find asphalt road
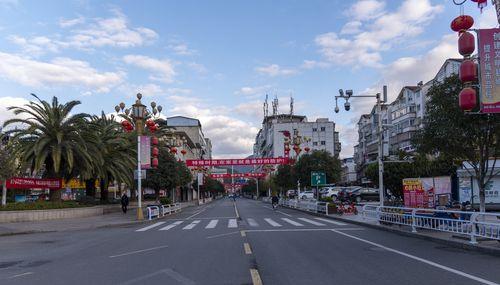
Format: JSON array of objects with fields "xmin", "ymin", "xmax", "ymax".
[{"xmin": 1, "ymin": 198, "xmax": 499, "ymax": 285}]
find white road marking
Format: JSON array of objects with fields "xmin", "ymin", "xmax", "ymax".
[
  {"xmin": 281, "ymin": 218, "xmax": 304, "ymax": 226},
  {"xmin": 247, "ymin": 218, "xmax": 259, "ymax": 227},
  {"xmin": 329, "ymin": 229, "xmax": 500, "ymax": 285},
  {"xmin": 159, "ymin": 220, "xmax": 183, "ymax": 231},
  {"xmin": 186, "ymin": 208, "xmax": 206, "ymax": 219},
  {"xmin": 277, "ymin": 210, "xmax": 292, "ymax": 217},
  {"xmin": 9, "ymin": 272, "xmax": 34, "ymax": 279},
  {"xmin": 119, "ymin": 268, "xmax": 195, "ymax": 285},
  {"xmin": 314, "ymin": 217, "xmax": 347, "ymax": 226},
  {"xmin": 183, "ymin": 220, "xmax": 201, "ymax": 230},
  {"xmin": 205, "ymin": 219, "xmax": 218, "ymax": 229},
  {"xmin": 135, "ymin": 222, "xmax": 166, "ymax": 232},
  {"xmin": 244, "ymin": 243, "xmax": 252, "ymax": 254},
  {"xmin": 298, "ymin": 218, "xmax": 325, "ymax": 226},
  {"xmin": 109, "ymin": 245, "xmax": 169, "ymax": 258},
  {"xmin": 264, "ymin": 218, "xmax": 282, "ymax": 227},
  {"xmin": 250, "ymin": 269, "xmax": 263, "ymax": 285},
  {"xmin": 206, "ymin": 231, "xmax": 240, "ymax": 239},
  {"xmin": 228, "ymin": 218, "xmax": 238, "ymax": 228}
]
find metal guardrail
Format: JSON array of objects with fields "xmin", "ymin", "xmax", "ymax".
[
  {"xmin": 362, "ymin": 205, "xmax": 500, "ymax": 244},
  {"xmin": 147, "ymin": 203, "xmax": 181, "ymax": 220},
  {"xmin": 278, "ymin": 199, "xmax": 329, "ymax": 215}
]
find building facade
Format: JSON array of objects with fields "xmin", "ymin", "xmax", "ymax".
[
  {"xmin": 166, "ymin": 116, "xmax": 212, "ymax": 160},
  {"xmin": 341, "ymin": 157, "xmax": 357, "ymax": 184},
  {"xmin": 254, "ymin": 115, "xmax": 340, "ymax": 159}
]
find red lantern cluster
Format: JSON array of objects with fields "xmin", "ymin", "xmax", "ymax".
[
  {"xmin": 152, "ymin": 157, "xmax": 158, "ymax": 168},
  {"xmin": 304, "ymin": 147, "xmax": 310, "ymax": 153},
  {"xmin": 121, "ymin": 120, "xmax": 133, "ymax": 132},
  {"xmin": 152, "ymin": 136, "xmax": 158, "ymax": 146},
  {"xmin": 181, "ymin": 149, "xmax": 187, "ymax": 156},
  {"xmin": 453, "ymin": 14, "xmax": 478, "ymax": 111},
  {"xmin": 170, "ymin": 147, "xmax": 177, "ymax": 154},
  {"xmin": 146, "ymin": 120, "xmax": 158, "ymax": 133}
]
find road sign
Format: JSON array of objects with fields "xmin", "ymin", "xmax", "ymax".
[
  {"xmin": 134, "ymin": 170, "xmax": 146, "ymax": 179},
  {"xmin": 311, "ymin": 172, "xmax": 326, "ymax": 186}
]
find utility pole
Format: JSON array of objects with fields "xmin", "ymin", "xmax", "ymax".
[{"xmin": 256, "ymin": 179, "xmax": 259, "ymax": 200}]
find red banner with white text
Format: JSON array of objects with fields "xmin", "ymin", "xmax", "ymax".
[
  {"xmin": 186, "ymin": 157, "xmax": 289, "ymax": 167},
  {"xmin": 210, "ymin": 173, "xmax": 267, "ymax": 179},
  {"xmin": 6, "ymin": 177, "xmax": 62, "ymax": 189}
]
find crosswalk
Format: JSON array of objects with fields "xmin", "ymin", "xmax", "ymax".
[{"xmin": 135, "ymin": 217, "xmax": 348, "ymax": 232}]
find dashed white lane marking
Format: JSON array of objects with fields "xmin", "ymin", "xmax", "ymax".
[
  {"xmin": 281, "ymin": 218, "xmax": 304, "ymax": 226},
  {"xmin": 228, "ymin": 218, "xmax": 238, "ymax": 228},
  {"xmin": 205, "ymin": 219, "xmax": 218, "ymax": 229},
  {"xmin": 264, "ymin": 218, "xmax": 282, "ymax": 227},
  {"xmin": 247, "ymin": 218, "xmax": 259, "ymax": 227},
  {"xmin": 315, "ymin": 217, "xmax": 347, "ymax": 226},
  {"xmin": 329, "ymin": 229, "xmax": 500, "ymax": 285},
  {"xmin": 250, "ymin": 269, "xmax": 263, "ymax": 285},
  {"xmin": 159, "ymin": 220, "xmax": 183, "ymax": 231},
  {"xmin": 183, "ymin": 220, "xmax": 201, "ymax": 230},
  {"xmin": 244, "ymin": 243, "xmax": 252, "ymax": 254},
  {"xmin": 298, "ymin": 218, "xmax": 325, "ymax": 226},
  {"xmin": 136, "ymin": 222, "xmax": 166, "ymax": 232},
  {"xmin": 8, "ymin": 272, "xmax": 34, "ymax": 279},
  {"xmin": 109, "ymin": 245, "xmax": 169, "ymax": 258}
]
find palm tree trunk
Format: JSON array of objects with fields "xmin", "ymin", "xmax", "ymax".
[
  {"xmin": 1, "ymin": 180, "xmax": 7, "ymax": 207},
  {"xmin": 85, "ymin": 179, "xmax": 96, "ymax": 198},
  {"xmin": 100, "ymin": 179, "xmax": 109, "ymax": 202},
  {"xmin": 49, "ymin": 188, "xmax": 61, "ymax": 201}
]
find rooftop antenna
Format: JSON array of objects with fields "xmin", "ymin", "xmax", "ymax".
[
  {"xmin": 263, "ymin": 94, "xmax": 269, "ymax": 118},
  {"xmin": 272, "ymin": 95, "xmax": 278, "ymax": 116},
  {"xmin": 289, "ymin": 94, "xmax": 294, "ymax": 117}
]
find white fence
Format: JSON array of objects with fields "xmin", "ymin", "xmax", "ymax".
[
  {"xmin": 147, "ymin": 203, "xmax": 181, "ymax": 220},
  {"xmin": 362, "ymin": 205, "xmax": 500, "ymax": 244},
  {"xmin": 278, "ymin": 199, "xmax": 329, "ymax": 214}
]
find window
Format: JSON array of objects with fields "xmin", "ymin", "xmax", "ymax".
[
  {"xmin": 320, "ymin": 127, "xmax": 326, "ymax": 131},
  {"xmin": 312, "ymin": 128, "xmax": 317, "ymax": 132},
  {"xmin": 417, "ymin": 104, "xmax": 421, "ymax": 112},
  {"xmin": 313, "ymin": 142, "xmax": 318, "ymax": 146},
  {"xmin": 320, "ymin": 141, "xmax": 326, "ymax": 145}
]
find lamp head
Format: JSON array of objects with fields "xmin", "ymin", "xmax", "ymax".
[{"xmin": 344, "ymin": 101, "xmax": 351, "ymax": 111}]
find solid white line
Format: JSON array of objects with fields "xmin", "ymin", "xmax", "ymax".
[
  {"xmin": 9, "ymin": 272, "xmax": 33, "ymax": 279},
  {"xmin": 183, "ymin": 220, "xmax": 201, "ymax": 230},
  {"xmin": 135, "ymin": 222, "xmax": 166, "ymax": 232},
  {"xmin": 109, "ymin": 245, "xmax": 169, "ymax": 258},
  {"xmin": 314, "ymin": 217, "xmax": 347, "ymax": 226},
  {"xmin": 247, "ymin": 218, "xmax": 259, "ymax": 227},
  {"xmin": 228, "ymin": 218, "xmax": 238, "ymax": 228},
  {"xmin": 277, "ymin": 210, "xmax": 292, "ymax": 217},
  {"xmin": 281, "ymin": 218, "xmax": 304, "ymax": 226},
  {"xmin": 264, "ymin": 218, "xmax": 282, "ymax": 227},
  {"xmin": 205, "ymin": 219, "xmax": 218, "ymax": 229},
  {"xmin": 206, "ymin": 231, "xmax": 240, "ymax": 239},
  {"xmin": 329, "ymin": 229, "xmax": 500, "ymax": 285},
  {"xmin": 159, "ymin": 220, "xmax": 183, "ymax": 231},
  {"xmin": 186, "ymin": 208, "xmax": 206, "ymax": 219},
  {"xmin": 298, "ymin": 218, "xmax": 325, "ymax": 226}
]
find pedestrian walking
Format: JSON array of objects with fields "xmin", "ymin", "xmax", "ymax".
[{"xmin": 121, "ymin": 192, "xmax": 129, "ymax": 214}]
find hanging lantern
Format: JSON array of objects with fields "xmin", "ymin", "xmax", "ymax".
[
  {"xmin": 458, "ymin": 31, "xmax": 475, "ymax": 56},
  {"xmin": 284, "ymin": 145, "xmax": 290, "ymax": 151},
  {"xmin": 152, "ymin": 136, "xmax": 158, "ymax": 145},
  {"xmin": 152, "ymin": 157, "xmax": 159, "ymax": 168},
  {"xmin": 146, "ymin": 120, "xmax": 155, "ymax": 127},
  {"xmin": 459, "ymin": 87, "xmax": 477, "ymax": 111},
  {"xmin": 181, "ymin": 149, "xmax": 187, "ymax": 155},
  {"xmin": 293, "ymin": 145, "xmax": 301, "ymax": 155},
  {"xmin": 149, "ymin": 124, "xmax": 157, "ymax": 133},
  {"xmin": 304, "ymin": 147, "xmax": 310, "ymax": 153},
  {"xmin": 152, "ymin": 147, "xmax": 159, "ymax": 157},
  {"xmin": 121, "ymin": 120, "xmax": 128, "ymax": 129},
  {"xmin": 471, "ymin": 0, "xmax": 487, "ymax": 12},
  {"xmin": 450, "ymin": 15, "xmax": 474, "ymax": 33},
  {"xmin": 170, "ymin": 147, "xmax": 177, "ymax": 154},
  {"xmin": 459, "ymin": 60, "xmax": 477, "ymax": 83}
]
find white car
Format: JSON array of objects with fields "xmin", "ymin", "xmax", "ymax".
[
  {"xmin": 320, "ymin": 187, "xmax": 343, "ymax": 200},
  {"xmin": 299, "ymin": 190, "xmax": 314, "ymax": 200}
]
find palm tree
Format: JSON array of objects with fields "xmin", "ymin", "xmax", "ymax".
[{"xmin": 3, "ymin": 95, "xmax": 93, "ymax": 201}]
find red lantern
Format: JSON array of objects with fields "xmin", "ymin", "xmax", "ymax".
[
  {"xmin": 149, "ymin": 124, "xmax": 157, "ymax": 133},
  {"xmin": 146, "ymin": 120, "xmax": 155, "ymax": 127},
  {"xmin": 450, "ymin": 15, "xmax": 474, "ymax": 33},
  {"xmin": 152, "ymin": 147, "xmax": 159, "ymax": 156},
  {"xmin": 471, "ymin": 0, "xmax": 487, "ymax": 12},
  {"xmin": 304, "ymin": 147, "xmax": 310, "ymax": 153},
  {"xmin": 152, "ymin": 136, "xmax": 158, "ymax": 145},
  {"xmin": 458, "ymin": 31, "xmax": 475, "ymax": 56},
  {"xmin": 293, "ymin": 145, "xmax": 301, "ymax": 155},
  {"xmin": 170, "ymin": 147, "xmax": 177, "ymax": 154},
  {"xmin": 181, "ymin": 149, "xmax": 187, "ymax": 155},
  {"xmin": 152, "ymin": 158, "xmax": 159, "ymax": 168},
  {"xmin": 459, "ymin": 60, "xmax": 477, "ymax": 83},
  {"xmin": 459, "ymin": 87, "xmax": 477, "ymax": 111}
]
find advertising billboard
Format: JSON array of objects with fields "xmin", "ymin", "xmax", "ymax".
[{"xmin": 478, "ymin": 28, "xmax": 500, "ymax": 113}]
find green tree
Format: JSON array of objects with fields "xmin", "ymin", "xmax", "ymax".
[
  {"xmin": 293, "ymin": 150, "xmax": 341, "ymax": 187},
  {"xmin": 0, "ymin": 141, "xmax": 21, "ymax": 206},
  {"xmin": 143, "ymin": 146, "xmax": 179, "ymax": 201},
  {"xmin": 4, "ymin": 95, "xmax": 93, "ymax": 201},
  {"xmin": 274, "ymin": 164, "xmax": 295, "ymax": 191},
  {"xmin": 413, "ymin": 75, "xmax": 500, "ymax": 212}
]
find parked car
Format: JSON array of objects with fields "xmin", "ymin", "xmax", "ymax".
[
  {"xmin": 337, "ymin": 186, "xmax": 362, "ymax": 202},
  {"xmin": 299, "ymin": 190, "xmax": 314, "ymax": 200},
  {"xmin": 340, "ymin": 187, "xmax": 379, "ymax": 203},
  {"xmin": 286, "ymin": 189, "xmax": 297, "ymax": 198},
  {"xmin": 319, "ymin": 187, "xmax": 343, "ymax": 200}
]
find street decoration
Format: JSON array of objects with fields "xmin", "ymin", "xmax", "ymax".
[
  {"xmin": 5, "ymin": 177, "xmax": 62, "ymax": 189},
  {"xmin": 450, "ymin": 15, "xmax": 474, "ymax": 33},
  {"xmin": 186, "ymin": 157, "xmax": 289, "ymax": 167},
  {"xmin": 210, "ymin": 173, "xmax": 267, "ymax": 179},
  {"xmin": 478, "ymin": 28, "xmax": 500, "ymax": 113},
  {"xmin": 139, "ymin": 136, "xmax": 151, "ymax": 169}
]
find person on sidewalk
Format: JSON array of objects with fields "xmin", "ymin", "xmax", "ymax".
[{"xmin": 121, "ymin": 192, "xmax": 129, "ymax": 214}]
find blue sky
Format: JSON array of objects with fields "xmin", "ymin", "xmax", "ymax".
[{"xmin": 0, "ymin": 0, "xmax": 497, "ymax": 158}]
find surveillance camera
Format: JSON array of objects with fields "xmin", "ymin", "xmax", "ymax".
[
  {"xmin": 339, "ymin": 89, "xmax": 344, "ymax": 96},
  {"xmin": 344, "ymin": 101, "xmax": 351, "ymax": 111},
  {"xmin": 334, "ymin": 106, "xmax": 339, "ymax": 113},
  {"xmin": 346, "ymin": 90, "xmax": 353, "ymax": 97}
]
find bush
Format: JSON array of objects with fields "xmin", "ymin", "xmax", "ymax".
[
  {"xmin": 320, "ymin": 197, "xmax": 334, "ymax": 203},
  {"xmin": 0, "ymin": 200, "xmax": 89, "ymax": 211},
  {"xmin": 160, "ymin": 197, "xmax": 171, "ymax": 205}
]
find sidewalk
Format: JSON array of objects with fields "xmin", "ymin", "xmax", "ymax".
[{"xmin": 0, "ymin": 201, "xmax": 198, "ymax": 236}]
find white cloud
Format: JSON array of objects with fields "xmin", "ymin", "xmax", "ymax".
[
  {"xmin": 123, "ymin": 55, "xmax": 176, "ymax": 83},
  {"xmin": 340, "ymin": 21, "xmax": 362, "ymax": 35},
  {"xmin": 118, "ymin": 83, "xmax": 164, "ymax": 98},
  {"xmin": 0, "ymin": 96, "xmax": 29, "ymax": 128},
  {"xmin": 0, "ymin": 52, "xmax": 123, "ymax": 92},
  {"xmin": 168, "ymin": 42, "xmax": 197, "ymax": 56},
  {"xmin": 233, "ymin": 100, "xmax": 263, "ymax": 119},
  {"xmin": 255, "ymin": 64, "xmax": 298, "ymax": 77},
  {"xmin": 8, "ymin": 35, "xmax": 60, "ymax": 55},
  {"xmin": 187, "ymin": 62, "xmax": 208, "ymax": 74},
  {"xmin": 345, "ymin": 0, "xmax": 385, "ymax": 21},
  {"xmin": 59, "ymin": 16, "xmax": 85, "ymax": 28},
  {"xmin": 315, "ymin": 0, "xmax": 443, "ymax": 68},
  {"xmin": 234, "ymin": 85, "xmax": 272, "ymax": 97},
  {"xmin": 165, "ymin": 88, "xmax": 192, "ymax": 96},
  {"xmin": 301, "ymin": 60, "xmax": 331, "ymax": 69}
]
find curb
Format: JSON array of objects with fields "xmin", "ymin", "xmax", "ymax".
[{"xmin": 277, "ymin": 203, "xmax": 500, "ymax": 257}]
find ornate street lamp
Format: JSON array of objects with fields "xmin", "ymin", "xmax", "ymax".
[{"xmin": 115, "ymin": 93, "xmax": 162, "ymax": 220}]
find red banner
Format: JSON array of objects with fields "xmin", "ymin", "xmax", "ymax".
[
  {"xmin": 210, "ymin": 173, "xmax": 267, "ymax": 179},
  {"xmin": 186, "ymin": 157, "xmax": 289, "ymax": 167},
  {"xmin": 6, "ymin": 177, "xmax": 62, "ymax": 189},
  {"xmin": 479, "ymin": 28, "xmax": 500, "ymax": 113}
]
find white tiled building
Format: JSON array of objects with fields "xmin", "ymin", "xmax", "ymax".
[{"xmin": 341, "ymin": 157, "xmax": 357, "ymax": 184}]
